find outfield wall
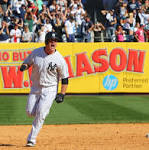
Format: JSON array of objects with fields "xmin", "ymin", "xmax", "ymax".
[{"xmin": 0, "ymin": 43, "xmax": 148, "ymax": 94}]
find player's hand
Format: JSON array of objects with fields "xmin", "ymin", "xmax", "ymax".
[
  {"xmin": 55, "ymin": 93, "xmax": 65, "ymax": 103},
  {"xmin": 20, "ymin": 64, "xmax": 28, "ymax": 72}
]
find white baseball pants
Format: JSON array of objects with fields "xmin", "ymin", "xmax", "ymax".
[{"xmin": 26, "ymin": 88, "xmax": 57, "ymax": 144}]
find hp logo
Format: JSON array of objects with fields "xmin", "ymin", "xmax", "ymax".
[{"xmin": 103, "ymin": 75, "xmax": 118, "ymax": 90}]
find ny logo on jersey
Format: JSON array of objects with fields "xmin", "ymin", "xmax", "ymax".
[{"xmin": 47, "ymin": 62, "xmax": 57, "ymax": 71}]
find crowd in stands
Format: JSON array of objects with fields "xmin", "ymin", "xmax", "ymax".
[
  {"xmin": 0, "ymin": 0, "xmax": 149, "ymax": 43},
  {"xmin": 101, "ymin": 0, "xmax": 149, "ymax": 42}
]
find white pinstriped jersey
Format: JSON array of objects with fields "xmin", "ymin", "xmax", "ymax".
[{"xmin": 23, "ymin": 47, "xmax": 69, "ymax": 91}]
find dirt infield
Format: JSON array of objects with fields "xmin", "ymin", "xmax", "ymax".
[{"xmin": 0, "ymin": 124, "xmax": 149, "ymax": 150}]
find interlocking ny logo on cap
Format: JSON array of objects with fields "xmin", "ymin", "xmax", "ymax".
[{"xmin": 52, "ymin": 33, "xmax": 56, "ymax": 38}]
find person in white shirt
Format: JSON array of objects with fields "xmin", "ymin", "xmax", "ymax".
[
  {"xmin": 64, "ymin": 15, "xmax": 76, "ymax": 42},
  {"xmin": 138, "ymin": 8, "xmax": 146, "ymax": 25},
  {"xmin": 74, "ymin": 4, "xmax": 85, "ymax": 42},
  {"xmin": 75, "ymin": 4, "xmax": 85, "ymax": 26},
  {"xmin": 44, "ymin": 18, "xmax": 53, "ymax": 33},
  {"xmin": 38, "ymin": 25, "xmax": 46, "ymax": 43},
  {"xmin": 10, "ymin": 24, "xmax": 22, "ymax": 43},
  {"xmin": 11, "ymin": 0, "xmax": 26, "ymax": 15},
  {"xmin": 57, "ymin": 0, "xmax": 67, "ymax": 13},
  {"xmin": 69, "ymin": 0, "xmax": 83, "ymax": 11},
  {"xmin": 49, "ymin": 0, "xmax": 57, "ymax": 12},
  {"xmin": 21, "ymin": 25, "xmax": 32, "ymax": 42}
]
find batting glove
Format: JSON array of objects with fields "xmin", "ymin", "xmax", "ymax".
[
  {"xmin": 55, "ymin": 93, "xmax": 65, "ymax": 103},
  {"xmin": 20, "ymin": 64, "xmax": 27, "ymax": 72}
]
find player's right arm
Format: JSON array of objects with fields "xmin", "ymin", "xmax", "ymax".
[{"xmin": 20, "ymin": 49, "xmax": 35, "ymax": 72}]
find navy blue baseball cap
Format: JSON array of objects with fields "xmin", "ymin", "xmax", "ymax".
[{"xmin": 45, "ymin": 32, "xmax": 59, "ymax": 45}]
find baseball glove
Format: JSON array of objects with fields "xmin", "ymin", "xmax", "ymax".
[{"xmin": 55, "ymin": 93, "xmax": 65, "ymax": 103}]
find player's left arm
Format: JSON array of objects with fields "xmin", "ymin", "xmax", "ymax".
[
  {"xmin": 55, "ymin": 78, "xmax": 69, "ymax": 103},
  {"xmin": 61, "ymin": 78, "xmax": 69, "ymax": 95},
  {"xmin": 55, "ymin": 57, "xmax": 69, "ymax": 103}
]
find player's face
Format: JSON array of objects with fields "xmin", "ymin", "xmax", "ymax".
[{"xmin": 45, "ymin": 39, "xmax": 57, "ymax": 54}]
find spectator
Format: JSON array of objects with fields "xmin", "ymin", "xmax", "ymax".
[
  {"xmin": 11, "ymin": 0, "xmax": 26, "ymax": 18},
  {"xmin": 127, "ymin": 12, "xmax": 136, "ymax": 27},
  {"xmin": 34, "ymin": 0, "xmax": 43, "ymax": 12},
  {"xmin": 0, "ymin": 20, "xmax": 10, "ymax": 43},
  {"xmin": 21, "ymin": 24, "xmax": 32, "ymax": 42},
  {"xmin": 38, "ymin": 4, "xmax": 49, "ymax": 15},
  {"xmin": 134, "ymin": 23, "xmax": 146, "ymax": 42},
  {"xmin": 115, "ymin": 25, "xmax": 125, "ymax": 42},
  {"xmin": 137, "ymin": 0, "xmax": 143, "ymax": 10},
  {"xmin": 69, "ymin": 0, "xmax": 83, "ymax": 11},
  {"xmin": 0, "ymin": 0, "xmax": 8, "ymax": 12},
  {"xmin": 31, "ymin": 8, "xmax": 38, "ymax": 32},
  {"xmin": 128, "ymin": 0, "xmax": 138, "ymax": 12},
  {"xmin": 138, "ymin": 7, "xmax": 145, "ymax": 24},
  {"xmin": 57, "ymin": 0, "xmax": 67, "ymax": 14},
  {"xmin": 10, "ymin": 24, "xmax": 22, "ymax": 42},
  {"xmin": 19, "ymin": 4, "xmax": 26, "ymax": 21},
  {"xmin": 38, "ymin": 25, "xmax": 46, "ymax": 42},
  {"xmin": 0, "ymin": 5, "xmax": 4, "ymax": 28},
  {"xmin": 36, "ymin": 11, "xmax": 47, "ymax": 33},
  {"xmin": 75, "ymin": 4, "xmax": 85, "ymax": 24},
  {"xmin": 24, "ymin": 8, "xmax": 34, "ymax": 32},
  {"xmin": 5, "ymin": 4, "xmax": 13, "ymax": 19},
  {"xmin": 14, "ymin": 17, "xmax": 24, "ymax": 29},
  {"xmin": 144, "ymin": 18, "xmax": 149, "ymax": 41},
  {"xmin": 120, "ymin": 17, "xmax": 130, "ymax": 34},
  {"xmin": 64, "ymin": 15, "xmax": 76, "ymax": 42},
  {"xmin": 143, "ymin": 0, "xmax": 149, "ymax": 13},
  {"xmin": 127, "ymin": 12, "xmax": 136, "ymax": 41},
  {"xmin": 73, "ymin": 4, "xmax": 85, "ymax": 42},
  {"xmin": 138, "ymin": 6, "xmax": 149, "ymax": 25},
  {"xmin": 69, "ymin": 5, "xmax": 76, "ymax": 17},
  {"xmin": 49, "ymin": 10, "xmax": 56, "ymax": 21},
  {"xmin": 81, "ymin": 15, "xmax": 93, "ymax": 42},
  {"xmin": 93, "ymin": 22, "xmax": 105, "ymax": 42},
  {"xmin": 134, "ymin": 21, "xmax": 140, "ymax": 32},
  {"xmin": 44, "ymin": 17, "xmax": 53, "ymax": 33},
  {"xmin": 114, "ymin": 0, "xmax": 128, "ymax": 20},
  {"xmin": 52, "ymin": 13, "xmax": 64, "ymax": 42},
  {"xmin": 28, "ymin": 0, "xmax": 37, "ymax": 11},
  {"xmin": 119, "ymin": 2, "xmax": 128, "ymax": 19},
  {"xmin": 55, "ymin": 3, "xmax": 61, "ymax": 14},
  {"xmin": 42, "ymin": 0, "xmax": 48, "ymax": 6},
  {"xmin": 49, "ymin": 0, "xmax": 57, "ymax": 12},
  {"xmin": 101, "ymin": 9, "xmax": 117, "ymax": 42}
]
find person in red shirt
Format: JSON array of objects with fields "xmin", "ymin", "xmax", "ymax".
[
  {"xmin": 134, "ymin": 23, "xmax": 146, "ymax": 42},
  {"xmin": 115, "ymin": 25, "xmax": 125, "ymax": 42},
  {"xmin": 28, "ymin": 0, "xmax": 38, "ymax": 14}
]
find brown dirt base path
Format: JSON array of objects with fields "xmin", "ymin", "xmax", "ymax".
[{"xmin": 0, "ymin": 124, "xmax": 149, "ymax": 150}]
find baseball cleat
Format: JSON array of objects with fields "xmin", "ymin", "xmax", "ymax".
[{"xmin": 26, "ymin": 141, "xmax": 35, "ymax": 147}]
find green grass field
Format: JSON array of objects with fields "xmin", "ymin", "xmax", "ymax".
[{"xmin": 0, "ymin": 95, "xmax": 149, "ymax": 125}]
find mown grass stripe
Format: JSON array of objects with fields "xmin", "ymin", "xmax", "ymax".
[{"xmin": 0, "ymin": 95, "xmax": 149, "ymax": 125}]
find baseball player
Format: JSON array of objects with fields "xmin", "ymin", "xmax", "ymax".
[{"xmin": 20, "ymin": 32, "xmax": 69, "ymax": 147}]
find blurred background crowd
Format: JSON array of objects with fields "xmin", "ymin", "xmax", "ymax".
[{"xmin": 0, "ymin": 0, "xmax": 149, "ymax": 43}]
